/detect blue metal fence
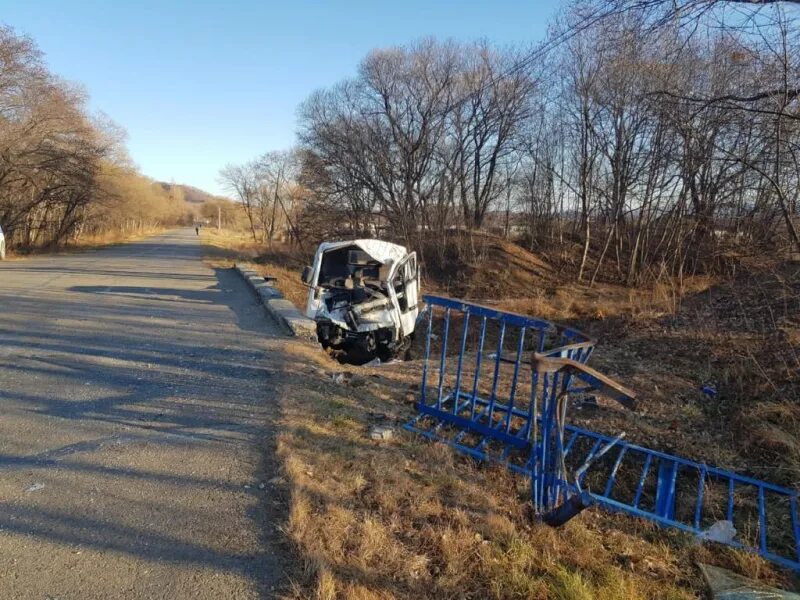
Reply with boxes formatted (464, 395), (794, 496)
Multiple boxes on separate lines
(404, 295), (800, 571)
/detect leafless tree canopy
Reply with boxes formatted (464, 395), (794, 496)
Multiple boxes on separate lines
(224, 1), (800, 286)
(0, 26), (188, 251)
(219, 149), (302, 246)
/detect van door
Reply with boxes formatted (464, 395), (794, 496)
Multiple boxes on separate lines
(389, 252), (419, 337)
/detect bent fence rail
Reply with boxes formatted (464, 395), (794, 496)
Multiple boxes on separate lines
(405, 295), (800, 571)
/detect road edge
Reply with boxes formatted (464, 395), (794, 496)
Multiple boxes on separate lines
(233, 264), (317, 340)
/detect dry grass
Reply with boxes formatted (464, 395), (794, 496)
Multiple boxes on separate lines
(201, 228), (263, 262)
(5, 226), (168, 259)
(70, 226), (166, 248)
(271, 343), (708, 599)
(204, 228), (799, 598)
(202, 229), (309, 309)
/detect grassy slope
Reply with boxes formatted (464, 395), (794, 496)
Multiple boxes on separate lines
(274, 343), (706, 600)
(203, 229), (799, 598)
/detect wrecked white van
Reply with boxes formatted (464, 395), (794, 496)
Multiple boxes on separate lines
(301, 240), (420, 363)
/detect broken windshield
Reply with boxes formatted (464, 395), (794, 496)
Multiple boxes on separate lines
(318, 245), (383, 288)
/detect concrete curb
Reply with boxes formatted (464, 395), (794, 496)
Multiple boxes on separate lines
(234, 263), (317, 340)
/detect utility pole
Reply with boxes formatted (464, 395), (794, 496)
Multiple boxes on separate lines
(217, 205), (221, 231)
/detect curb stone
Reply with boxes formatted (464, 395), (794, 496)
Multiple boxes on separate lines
(234, 263), (317, 340)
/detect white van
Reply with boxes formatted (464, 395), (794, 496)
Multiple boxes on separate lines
(301, 240), (420, 363)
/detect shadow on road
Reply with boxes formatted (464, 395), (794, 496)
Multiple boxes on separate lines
(0, 253), (293, 597)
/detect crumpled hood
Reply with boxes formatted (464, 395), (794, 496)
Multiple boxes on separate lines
(313, 239), (408, 266)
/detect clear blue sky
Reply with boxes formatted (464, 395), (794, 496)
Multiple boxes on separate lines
(1, 0), (562, 196)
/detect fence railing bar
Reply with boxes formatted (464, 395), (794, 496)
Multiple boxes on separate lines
(727, 478), (736, 523)
(436, 307), (451, 410)
(420, 304), (434, 406)
(504, 328), (526, 434)
(694, 466), (707, 530)
(634, 454), (653, 509)
(604, 447), (628, 498)
(577, 439), (603, 488)
(453, 312), (470, 415)
(562, 430), (579, 458)
(487, 321), (506, 425)
(469, 316), (488, 420)
(562, 425), (795, 496)
(522, 370), (539, 441)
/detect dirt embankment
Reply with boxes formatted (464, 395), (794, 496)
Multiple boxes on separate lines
(204, 228), (800, 598)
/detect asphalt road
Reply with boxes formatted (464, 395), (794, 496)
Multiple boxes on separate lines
(0, 230), (290, 599)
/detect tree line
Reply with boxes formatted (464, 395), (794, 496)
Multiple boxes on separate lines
(224, 0), (799, 285)
(0, 26), (189, 252)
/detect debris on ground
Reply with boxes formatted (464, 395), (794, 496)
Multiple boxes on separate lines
(698, 520), (736, 545)
(369, 425), (394, 441)
(700, 563), (800, 599)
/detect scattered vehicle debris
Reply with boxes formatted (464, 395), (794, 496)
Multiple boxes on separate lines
(369, 425), (394, 441)
(699, 563), (799, 599)
(698, 520), (736, 545)
(701, 384), (718, 398)
(301, 239), (420, 364)
(330, 372), (347, 384)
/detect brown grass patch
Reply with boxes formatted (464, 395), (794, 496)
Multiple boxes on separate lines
(202, 229), (309, 309)
(6, 226), (169, 258)
(207, 227), (798, 596)
(270, 342), (718, 599)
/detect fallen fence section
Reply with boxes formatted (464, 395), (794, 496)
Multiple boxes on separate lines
(405, 294), (800, 571)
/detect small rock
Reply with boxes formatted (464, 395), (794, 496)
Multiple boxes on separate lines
(26, 483), (45, 493)
(258, 482), (267, 490)
(369, 425), (394, 441)
(700, 563), (796, 598)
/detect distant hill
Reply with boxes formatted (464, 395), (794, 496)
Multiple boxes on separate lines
(158, 182), (228, 205)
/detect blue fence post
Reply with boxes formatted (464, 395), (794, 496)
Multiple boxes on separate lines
(436, 307), (450, 410)
(453, 309), (470, 415)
